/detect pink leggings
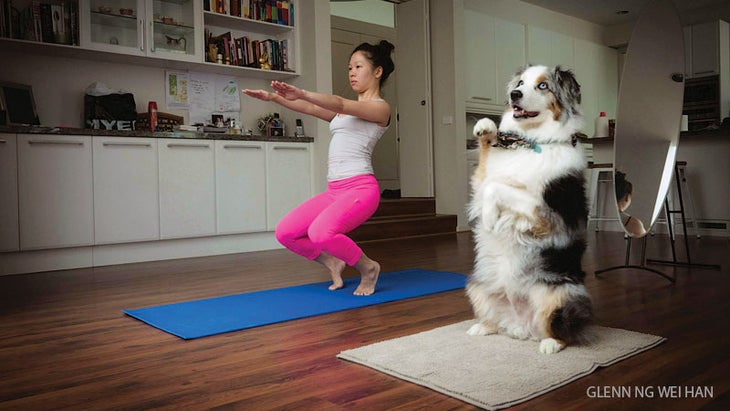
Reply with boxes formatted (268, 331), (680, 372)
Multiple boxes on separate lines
(275, 174), (380, 266)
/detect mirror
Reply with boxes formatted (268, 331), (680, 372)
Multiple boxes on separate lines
(612, 0), (685, 238)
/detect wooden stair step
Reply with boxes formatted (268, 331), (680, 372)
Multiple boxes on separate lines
(373, 197), (436, 219)
(350, 214), (457, 242)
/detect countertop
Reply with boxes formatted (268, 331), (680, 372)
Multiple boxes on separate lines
(0, 125), (314, 143)
(578, 128), (730, 144)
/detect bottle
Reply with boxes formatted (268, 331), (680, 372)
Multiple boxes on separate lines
(295, 118), (304, 137)
(594, 111), (608, 138)
(148, 101), (158, 132)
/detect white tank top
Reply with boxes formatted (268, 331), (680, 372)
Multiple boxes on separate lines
(327, 112), (388, 181)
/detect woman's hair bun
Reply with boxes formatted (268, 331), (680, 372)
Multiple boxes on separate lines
(378, 40), (395, 54)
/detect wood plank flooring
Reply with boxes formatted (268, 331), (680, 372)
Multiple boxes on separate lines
(0, 232), (728, 410)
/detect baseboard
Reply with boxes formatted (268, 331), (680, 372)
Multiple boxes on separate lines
(651, 219), (729, 237)
(0, 232), (281, 276)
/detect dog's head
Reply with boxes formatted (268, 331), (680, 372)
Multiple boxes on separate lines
(501, 65), (582, 140)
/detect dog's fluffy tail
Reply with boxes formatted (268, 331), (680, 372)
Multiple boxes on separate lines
(550, 294), (594, 345)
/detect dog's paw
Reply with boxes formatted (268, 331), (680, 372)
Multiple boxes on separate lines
(493, 213), (516, 234)
(467, 323), (497, 336)
(539, 338), (566, 354)
(481, 210), (499, 232)
(473, 118), (498, 144)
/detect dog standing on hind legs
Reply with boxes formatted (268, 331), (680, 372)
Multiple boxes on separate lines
(467, 65), (593, 354)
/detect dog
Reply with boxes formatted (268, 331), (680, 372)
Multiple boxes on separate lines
(467, 65), (592, 354)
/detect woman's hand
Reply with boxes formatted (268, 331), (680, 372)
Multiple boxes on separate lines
(242, 89), (274, 101)
(271, 81), (304, 101)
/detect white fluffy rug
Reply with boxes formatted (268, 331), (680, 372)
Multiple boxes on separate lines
(337, 320), (665, 410)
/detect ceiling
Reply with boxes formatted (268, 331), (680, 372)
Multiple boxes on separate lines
(518, 0), (730, 26)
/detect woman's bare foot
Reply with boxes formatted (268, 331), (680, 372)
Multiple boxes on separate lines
(315, 252), (346, 290)
(353, 254), (380, 296)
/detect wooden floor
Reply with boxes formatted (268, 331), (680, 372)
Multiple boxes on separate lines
(1, 232), (728, 410)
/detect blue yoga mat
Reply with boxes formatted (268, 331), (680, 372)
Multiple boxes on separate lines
(123, 268), (466, 339)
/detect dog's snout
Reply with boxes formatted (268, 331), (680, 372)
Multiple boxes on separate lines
(510, 89), (523, 102)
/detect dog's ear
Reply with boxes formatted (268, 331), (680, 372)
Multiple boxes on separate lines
(553, 66), (582, 116)
(554, 66), (581, 105)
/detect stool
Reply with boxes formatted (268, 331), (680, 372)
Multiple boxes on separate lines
(655, 161), (701, 239)
(587, 162), (619, 231)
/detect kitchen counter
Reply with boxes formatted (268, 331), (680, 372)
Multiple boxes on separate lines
(0, 125), (314, 143)
(577, 128), (730, 145)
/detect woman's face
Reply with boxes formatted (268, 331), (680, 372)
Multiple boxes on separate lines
(618, 193), (632, 212)
(348, 51), (382, 93)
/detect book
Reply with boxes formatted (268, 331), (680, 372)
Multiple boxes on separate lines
(50, 3), (65, 44)
(39, 3), (53, 43)
(67, 1), (78, 45)
(30, 1), (42, 42)
(230, 0), (240, 17)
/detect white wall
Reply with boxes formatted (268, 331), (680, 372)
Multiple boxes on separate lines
(0, 50), (274, 129)
(431, 0), (469, 230)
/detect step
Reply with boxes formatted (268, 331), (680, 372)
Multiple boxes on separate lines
(373, 197), (436, 219)
(350, 214), (457, 242)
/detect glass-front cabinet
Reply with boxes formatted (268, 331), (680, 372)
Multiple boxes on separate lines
(79, 0), (202, 62)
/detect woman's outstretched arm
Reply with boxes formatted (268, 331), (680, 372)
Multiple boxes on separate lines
(270, 81), (391, 127)
(242, 88), (337, 122)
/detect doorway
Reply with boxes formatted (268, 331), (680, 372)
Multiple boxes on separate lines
(331, 18), (399, 191)
(330, 0), (432, 196)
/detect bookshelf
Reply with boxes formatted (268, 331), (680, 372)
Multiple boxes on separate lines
(203, 1), (297, 76)
(0, 0), (299, 79)
(1, 0), (80, 45)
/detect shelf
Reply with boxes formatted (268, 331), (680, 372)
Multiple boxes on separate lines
(0, 37), (297, 79)
(90, 11), (138, 30)
(203, 11), (294, 36)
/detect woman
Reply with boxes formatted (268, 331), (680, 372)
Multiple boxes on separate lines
(615, 170), (647, 237)
(242, 40), (395, 296)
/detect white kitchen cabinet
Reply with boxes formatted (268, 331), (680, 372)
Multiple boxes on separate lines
(464, 11), (497, 106)
(17, 134), (94, 250)
(0, 133), (19, 252)
(690, 21), (721, 77)
(92, 136), (159, 244)
(527, 26), (574, 70)
(684, 20), (729, 79)
(79, 0), (203, 62)
(464, 11), (525, 110)
(573, 39), (618, 137)
(464, 9), (525, 111)
(266, 142), (312, 230)
(495, 18), (526, 101)
(158, 138), (215, 239)
(215, 140), (267, 234)
(681, 21), (729, 124)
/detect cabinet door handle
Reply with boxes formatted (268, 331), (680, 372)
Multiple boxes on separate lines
(223, 144), (262, 149)
(167, 143), (210, 148)
(28, 139), (83, 146)
(471, 96), (492, 101)
(0, 139), (6, 144)
(139, 19), (145, 51)
(149, 20), (155, 53)
(103, 142), (152, 147)
(273, 146), (307, 150)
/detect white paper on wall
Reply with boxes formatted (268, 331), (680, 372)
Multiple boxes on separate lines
(188, 72), (240, 125)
